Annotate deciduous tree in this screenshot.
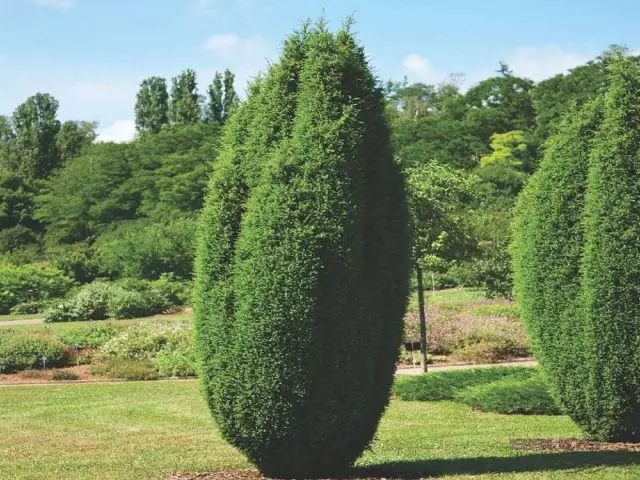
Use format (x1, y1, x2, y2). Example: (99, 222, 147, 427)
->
(135, 77, 169, 135)
(169, 69, 200, 125)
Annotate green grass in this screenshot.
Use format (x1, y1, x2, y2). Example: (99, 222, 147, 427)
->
(468, 303, 520, 319)
(428, 288, 485, 304)
(456, 373, 561, 416)
(2, 380, 639, 479)
(2, 313, 191, 334)
(407, 287, 485, 312)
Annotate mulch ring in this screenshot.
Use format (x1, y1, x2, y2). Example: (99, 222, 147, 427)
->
(169, 470, 392, 480)
(169, 472, 264, 480)
(511, 438, 640, 452)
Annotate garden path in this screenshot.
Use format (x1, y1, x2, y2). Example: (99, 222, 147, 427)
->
(0, 318, 42, 327)
(396, 359, 537, 376)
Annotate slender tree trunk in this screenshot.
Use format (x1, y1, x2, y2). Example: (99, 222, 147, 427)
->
(416, 264, 428, 373)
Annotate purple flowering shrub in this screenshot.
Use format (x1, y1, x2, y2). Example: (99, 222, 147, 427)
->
(403, 299, 530, 363)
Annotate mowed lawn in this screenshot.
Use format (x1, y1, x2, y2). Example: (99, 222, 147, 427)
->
(1, 313, 191, 334)
(2, 381, 640, 480)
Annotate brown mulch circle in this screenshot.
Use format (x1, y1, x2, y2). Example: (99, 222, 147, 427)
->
(168, 470, 393, 480)
(169, 471, 264, 480)
(511, 438, 640, 452)
(0, 365, 103, 385)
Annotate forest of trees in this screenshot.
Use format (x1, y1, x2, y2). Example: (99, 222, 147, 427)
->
(0, 46, 632, 296)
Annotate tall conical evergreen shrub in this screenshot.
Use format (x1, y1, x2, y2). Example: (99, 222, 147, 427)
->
(513, 57, 640, 441)
(194, 22, 410, 476)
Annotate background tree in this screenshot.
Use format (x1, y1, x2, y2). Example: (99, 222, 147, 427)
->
(6, 93, 61, 179)
(169, 69, 200, 125)
(56, 120, 97, 164)
(37, 121, 222, 280)
(0, 116, 13, 143)
(531, 45, 636, 144)
(204, 72, 224, 123)
(36, 143, 140, 245)
(476, 130, 536, 197)
(393, 114, 480, 169)
(466, 127, 535, 299)
(134, 77, 169, 135)
(464, 63, 536, 152)
(406, 162, 476, 370)
(221, 69, 238, 121)
(194, 22, 409, 477)
(0, 171, 41, 253)
(134, 123, 221, 218)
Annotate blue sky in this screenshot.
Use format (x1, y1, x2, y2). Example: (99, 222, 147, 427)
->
(1, 0, 639, 141)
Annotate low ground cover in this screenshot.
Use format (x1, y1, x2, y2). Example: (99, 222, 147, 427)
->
(403, 289, 530, 364)
(0, 315, 192, 379)
(0, 287, 530, 381)
(394, 366, 559, 416)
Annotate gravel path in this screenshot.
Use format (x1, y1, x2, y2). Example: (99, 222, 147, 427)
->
(0, 360, 539, 387)
(395, 358, 537, 376)
(0, 318, 43, 327)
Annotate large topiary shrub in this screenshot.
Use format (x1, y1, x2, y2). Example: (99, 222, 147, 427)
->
(513, 57, 640, 441)
(194, 22, 410, 476)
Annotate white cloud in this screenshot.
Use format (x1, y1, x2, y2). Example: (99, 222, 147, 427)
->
(403, 54, 430, 76)
(204, 34, 267, 59)
(402, 53, 449, 84)
(96, 120, 136, 143)
(402, 46, 595, 90)
(505, 46, 591, 81)
(33, 0, 74, 8)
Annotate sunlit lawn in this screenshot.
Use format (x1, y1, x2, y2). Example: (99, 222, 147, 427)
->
(2, 380, 640, 480)
(407, 287, 486, 313)
(1, 313, 191, 335)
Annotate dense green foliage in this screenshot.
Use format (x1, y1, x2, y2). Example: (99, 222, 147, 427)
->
(0, 40, 628, 302)
(0, 317, 194, 375)
(0, 331, 66, 373)
(393, 366, 535, 401)
(0, 264, 73, 314)
(156, 349, 198, 377)
(43, 277, 189, 322)
(135, 77, 170, 135)
(101, 321, 191, 361)
(37, 142, 140, 244)
(169, 69, 200, 125)
(90, 358, 160, 381)
(55, 325, 120, 349)
(36, 122, 219, 282)
(194, 23, 410, 476)
(455, 372, 560, 415)
(513, 57, 640, 441)
(93, 218, 195, 280)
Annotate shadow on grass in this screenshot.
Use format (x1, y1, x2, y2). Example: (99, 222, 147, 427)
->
(355, 451, 640, 478)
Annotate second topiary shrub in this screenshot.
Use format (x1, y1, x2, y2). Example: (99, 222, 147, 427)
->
(513, 57, 640, 441)
(194, 22, 410, 477)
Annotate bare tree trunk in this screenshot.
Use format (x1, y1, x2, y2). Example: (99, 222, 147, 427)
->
(416, 264, 428, 373)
